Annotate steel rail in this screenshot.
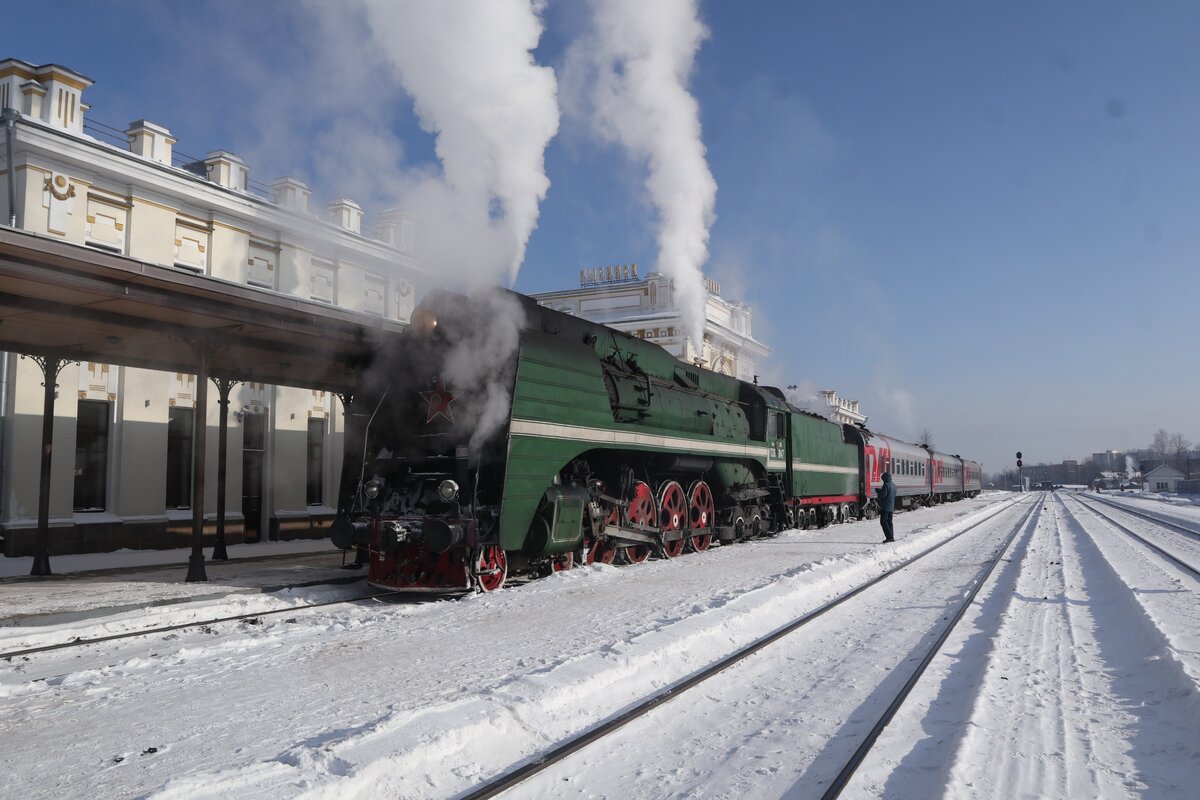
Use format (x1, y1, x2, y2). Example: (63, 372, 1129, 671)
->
(1074, 492, 1200, 542)
(819, 494, 1044, 800)
(461, 495, 1030, 800)
(0, 587, 408, 661)
(1066, 494, 1200, 579)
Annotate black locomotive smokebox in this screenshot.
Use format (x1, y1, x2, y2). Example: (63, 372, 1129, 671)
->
(422, 518, 463, 553)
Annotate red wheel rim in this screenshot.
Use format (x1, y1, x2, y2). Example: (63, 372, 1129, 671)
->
(687, 480, 714, 553)
(551, 552, 574, 572)
(588, 484, 620, 565)
(475, 545, 507, 592)
(657, 480, 687, 558)
(621, 481, 654, 564)
(588, 536, 617, 565)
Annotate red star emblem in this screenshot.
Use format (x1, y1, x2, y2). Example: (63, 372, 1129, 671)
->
(420, 377, 456, 424)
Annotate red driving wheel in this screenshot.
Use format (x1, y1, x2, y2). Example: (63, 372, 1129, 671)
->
(474, 545, 507, 592)
(657, 480, 687, 558)
(686, 480, 714, 552)
(621, 481, 655, 564)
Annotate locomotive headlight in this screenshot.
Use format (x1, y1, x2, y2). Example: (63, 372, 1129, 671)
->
(364, 479, 384, 500)
(411, 306, 438, 335)
(437, 479, 460, 502)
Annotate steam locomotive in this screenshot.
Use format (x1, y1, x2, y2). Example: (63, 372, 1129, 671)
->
(329, 288, 981, 592)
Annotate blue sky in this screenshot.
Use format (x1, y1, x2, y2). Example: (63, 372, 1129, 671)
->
(7, 1, 1199, 473)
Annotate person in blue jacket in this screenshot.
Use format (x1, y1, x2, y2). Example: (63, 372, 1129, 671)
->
(878, 471, 896, 543)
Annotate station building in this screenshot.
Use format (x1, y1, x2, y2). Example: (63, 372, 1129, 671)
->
(0, 59, 431, 556)
(532, 266, 770, 382)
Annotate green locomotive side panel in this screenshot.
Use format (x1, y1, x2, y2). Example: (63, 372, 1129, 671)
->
(788, 412, 860, 498)
(501, 332, 612, 552)
(499, 330, 772, 553)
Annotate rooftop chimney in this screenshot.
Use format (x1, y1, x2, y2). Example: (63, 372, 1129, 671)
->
(203, 151, 248, 191)
(329, 198, 363, 234)
(376, 208, 415, 251)
(271, 176, 311, 213)
(125, 120, 175, 165)
(0, 60, 93, 133)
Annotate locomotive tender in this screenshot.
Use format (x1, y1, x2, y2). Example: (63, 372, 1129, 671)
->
(330, 288, 981, 592)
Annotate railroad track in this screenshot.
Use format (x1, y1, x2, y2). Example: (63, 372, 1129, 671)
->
(462, 494, 1039, 800)
(1065, 493, 1200, 579)
(0, 587, 411, 661)
(1072, 492, 1200, 542)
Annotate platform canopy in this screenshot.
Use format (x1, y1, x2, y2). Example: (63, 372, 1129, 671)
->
(0, 227, 404, 392)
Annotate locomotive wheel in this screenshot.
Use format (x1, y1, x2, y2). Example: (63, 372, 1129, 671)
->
(551, 552, 574, 572)
(732, 515, 746, 540)
(686, 480, 714, 552)
(587, 503, 620, 565)
(657, 480, 687, 558)
(587, 536, 618, 565)
(621, 480, 655, 564)
(473, 544, 508, 592)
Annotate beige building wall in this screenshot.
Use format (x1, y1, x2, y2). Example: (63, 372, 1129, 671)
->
(209, 221, 250, 283)
(113, 367, 170, 519)
(271, 386, 310, 520)
(127, 196, 176, 265)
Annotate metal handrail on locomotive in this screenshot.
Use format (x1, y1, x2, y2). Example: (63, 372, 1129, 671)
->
(329, 288, 982, 592)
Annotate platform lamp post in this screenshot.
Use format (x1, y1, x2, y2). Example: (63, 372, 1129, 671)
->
(210, 377, 241, 561)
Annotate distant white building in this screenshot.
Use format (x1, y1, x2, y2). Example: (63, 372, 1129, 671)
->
(533, 265, 770, 383)
(817, 390, 866, 425)
(1143, 464, 1184, 493)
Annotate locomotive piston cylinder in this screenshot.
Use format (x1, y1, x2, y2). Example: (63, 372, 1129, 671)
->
(421, 518, 466, 553)
(330, 517, 372, 550)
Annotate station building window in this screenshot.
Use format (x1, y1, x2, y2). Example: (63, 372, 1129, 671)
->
(73, 400, 110, 511)
(166, 406, 193, 508)
(306, 417, 325, 506)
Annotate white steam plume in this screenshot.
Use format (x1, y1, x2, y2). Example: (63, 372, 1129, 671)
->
(441, 292, 528, 452)
(567, 0, 717, 353)
(360, 0, 560, 285)
(783, 381, 827, 417)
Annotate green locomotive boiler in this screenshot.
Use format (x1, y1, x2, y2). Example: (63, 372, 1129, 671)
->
(330, 288, 862, 592)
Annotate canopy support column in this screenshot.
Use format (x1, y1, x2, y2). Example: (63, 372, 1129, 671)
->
(210, 377, 240, 561)
(185, 342, 212, 582)
(28, 355, 70, 577)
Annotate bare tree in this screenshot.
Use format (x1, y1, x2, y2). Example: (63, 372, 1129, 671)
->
(918, 429, 934, 449)
(1169, 432, 1192, 471)
(1151, 428, 1170, 458)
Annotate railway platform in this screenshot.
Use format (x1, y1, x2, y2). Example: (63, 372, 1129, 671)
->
(0, 541, 362, 627)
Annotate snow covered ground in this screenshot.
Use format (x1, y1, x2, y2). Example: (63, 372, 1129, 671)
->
(2, 490, 1197, 799)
